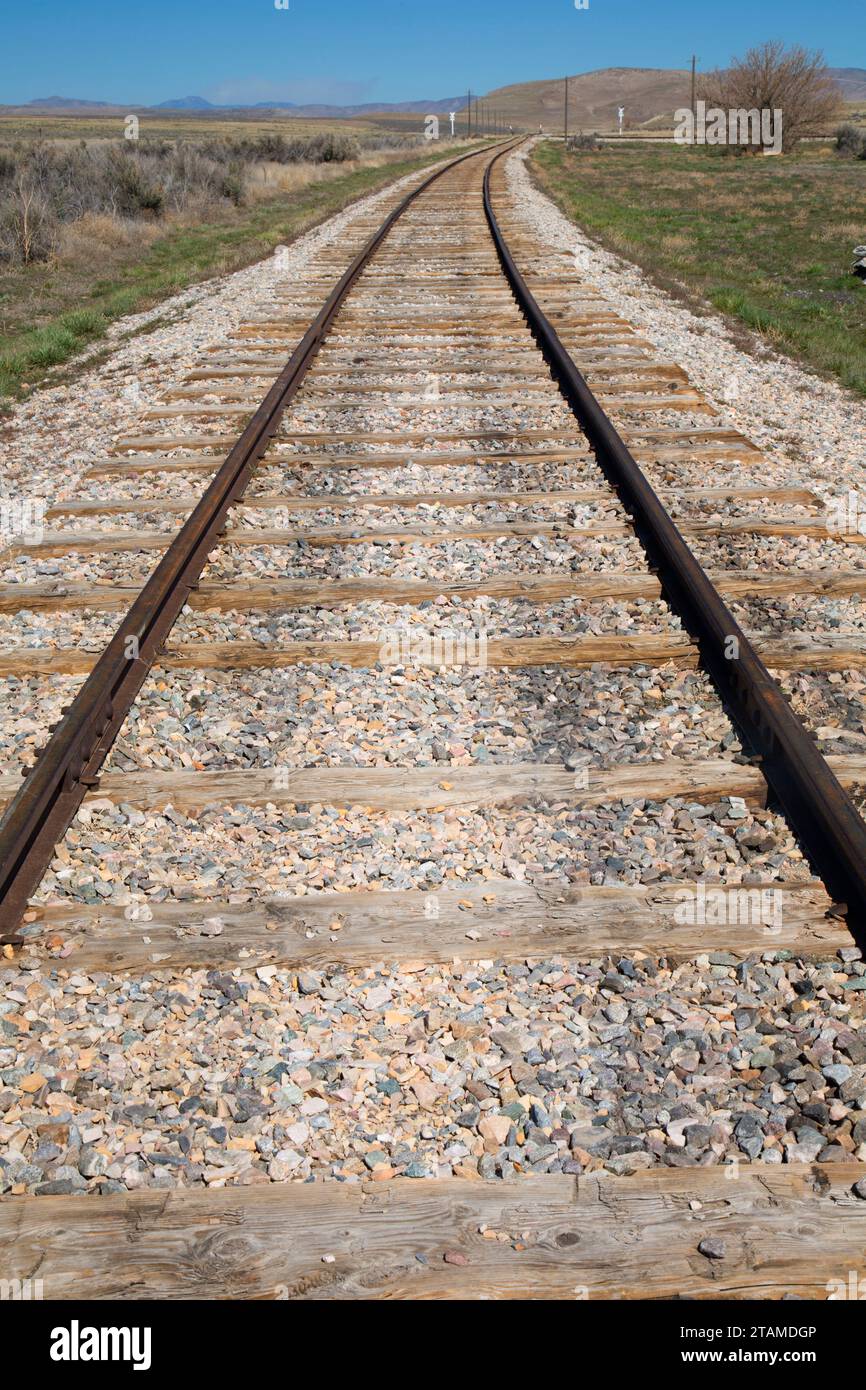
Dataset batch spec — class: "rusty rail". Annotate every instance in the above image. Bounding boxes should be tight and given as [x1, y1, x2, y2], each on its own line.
[3, 137, 864, 945]
[483, 145, 866, 933]
[0, 140, 507, 940]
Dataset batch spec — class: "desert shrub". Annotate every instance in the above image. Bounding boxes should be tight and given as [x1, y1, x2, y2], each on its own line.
[567, 132, 601, 151]
[0, 150, 17, 187]
[100, 147, 164, 216]
[0, 139, 259, 260]
[0, 178, 57, 263]
[218, 160, 246, 206]
[836, 123, 866, 157]
[0, 127, 376, 263]
[212, 131, 361, 166]
[359, 132, 423, 151]
[304, 132, 360, 162]
[159, 145, 225, 212]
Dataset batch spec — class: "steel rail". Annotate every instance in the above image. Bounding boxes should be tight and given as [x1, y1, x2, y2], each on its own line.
[484, 145, 866, 935]
[0, 140, 509, 941]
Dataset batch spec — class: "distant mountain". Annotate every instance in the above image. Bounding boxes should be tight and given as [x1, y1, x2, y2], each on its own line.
[152, 95, 216, 110]
[245, 95, 463, 117]
[26, 95, 115, 109]
[829, 67, 866, 102]
[17, 92, 464, 117]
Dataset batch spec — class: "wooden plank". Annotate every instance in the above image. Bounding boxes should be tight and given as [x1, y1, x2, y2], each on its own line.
[14, 754, 864, 813]
[0, 567, 861, 615]
[7, 631, 866, 677]
[111, 433, 246, 452]
[2, 1166, 865, 1300]
[18, 881, 845, 973]
[144, 393, 713, 418]
[0, 633, 697, 675]
[208, 348, 548, 362]
[51, 487, 616, 518]
[85, 443, 759, 474]
[623, 427, 753, 443]
[167, 377, 691, 400]
[87, 446, 595, 476]
[171, 381, 556, 399]
[12, 514, 852, 559]
[0, 756, 843, 814]
[145, 631, 866, 674]
[7, 521, 633, 557]
[221, 336, 618, 355]
[112, 428, 589, 452]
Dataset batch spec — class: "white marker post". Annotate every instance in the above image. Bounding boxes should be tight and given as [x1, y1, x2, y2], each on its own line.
[618, 106, 624, 136]
[449, 111, 456, 137]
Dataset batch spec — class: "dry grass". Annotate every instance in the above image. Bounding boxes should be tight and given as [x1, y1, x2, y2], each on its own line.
[246, 160, 354, 197]
[245, 143, 433, 199]
[58, 211, 162, 259]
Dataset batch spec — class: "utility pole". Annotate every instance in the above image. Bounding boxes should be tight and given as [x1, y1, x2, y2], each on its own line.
[564, 75, 568, 146]
[690, 55, 696, 122]
[467, 89, 471, 137]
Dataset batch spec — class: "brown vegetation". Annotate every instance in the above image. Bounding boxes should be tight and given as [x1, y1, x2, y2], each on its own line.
[0, 130, 419, 266]
[700, 42, 842, 152]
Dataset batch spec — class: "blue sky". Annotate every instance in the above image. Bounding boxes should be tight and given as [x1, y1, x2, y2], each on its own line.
[3, 0, 863, 106]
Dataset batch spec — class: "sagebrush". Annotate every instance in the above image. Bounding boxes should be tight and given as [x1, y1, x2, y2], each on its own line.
[0, 130, 404, 264]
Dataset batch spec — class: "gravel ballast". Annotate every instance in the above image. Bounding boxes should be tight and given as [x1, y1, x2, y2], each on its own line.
[3, 145, 866, 1201]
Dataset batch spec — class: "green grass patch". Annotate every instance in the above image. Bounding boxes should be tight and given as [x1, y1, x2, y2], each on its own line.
[531, 141, 866, 396]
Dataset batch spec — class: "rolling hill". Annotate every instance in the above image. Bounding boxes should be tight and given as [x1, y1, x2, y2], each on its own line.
[474, 68, 693, 131]
[472, 66, 866, 132]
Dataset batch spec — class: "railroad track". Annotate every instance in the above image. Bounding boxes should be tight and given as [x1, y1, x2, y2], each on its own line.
[1, 139, 866, 1300]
